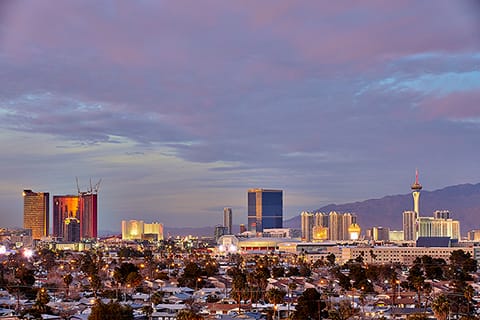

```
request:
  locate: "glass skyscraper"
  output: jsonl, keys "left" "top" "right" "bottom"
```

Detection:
{"left": 53, "top": 195, "right": 79, "bottom": 239}
{"left": 53, "top": 192, "right": 97, "bottom": 240}
{"left": 247, "top": 189, "right": 283, "bottom": 233}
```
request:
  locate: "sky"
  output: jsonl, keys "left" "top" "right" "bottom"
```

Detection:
{"left": 1, "top": 1, "right": 480, "bottom": 232}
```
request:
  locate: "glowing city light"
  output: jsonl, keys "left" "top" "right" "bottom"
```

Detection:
{"left": 23, "top": 248, "right": 34, "bottom": 258}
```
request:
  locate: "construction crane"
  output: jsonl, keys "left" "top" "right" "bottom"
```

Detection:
{"left": 75, "top": 177, "right": 102, "bottom": 194}
{"left": 76, "top": 177, "right": 81, "bottom": 195}
{"left": 93, "top": 178, "right": 102, "bottom": 193}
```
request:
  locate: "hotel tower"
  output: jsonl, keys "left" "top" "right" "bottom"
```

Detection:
{"left": 23, "top": 189, "right": 49, "bottom": 240}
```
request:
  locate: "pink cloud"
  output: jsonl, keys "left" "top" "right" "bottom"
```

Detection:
{"left": 2, "top": 1, "right": 478, "bottom": 70}
{"left": 418, "top": 90, "right": 480, "bottom": 120}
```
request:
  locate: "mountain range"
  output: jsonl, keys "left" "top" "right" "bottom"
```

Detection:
{"left": 284, "top": 182, "right": 480, "bottom": 234}
{"left": 100, "top": 183, "right": 480, "bottom": 237}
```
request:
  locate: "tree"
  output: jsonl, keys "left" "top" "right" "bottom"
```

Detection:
{"left": 464, "top": 284, "right": 475, "bottom": 315}
{"left": 246, "top": 271, "right": 260, "bottom": 303}
{"left": 431, "top": 294, "right": 449, "bottom": 320}
{"left": 151, "top": 291, "right": 164, "bottom": 305}
{"left": 445, "top": 250, "right": 477, "bottom": 317}
{"left": 328, "top": 300, "right": 357, "bottom": 320}
{"left": 420, "top": 255, "right": 445, "bottom": 280}
{"left": 33, "top": 288, "right": 51, "bottom": 314}
{"left": 326, "top": 253, "right": 336, "bottom": 266}
{"left": 141, "top": 305, "right": 153, "bottom": 320}
{"left": 348, "top": 263, "right": 374, "bottom": 293}
{"left": 178, "top": 262, "right": 203, "bottom": 289}
{"left": 329, "top": 266, "right": 351, "bottom": 292}
{"left": 266, "top": 288, "right": 286, "bottom": 305}
{"left": 38, "top": 248, "right": 57, "bottom": 271}
{"left": 299, "top": 262, "right": 312, "bottom": 277}
{"left": 369, "top": 249, "right": 377, "bottom": 264}
{"left": 230, "top": 269, "right": 248, "bottom": 307}
{"left": 89, "top": 274, "right": 102, "bottom": 298}
{"left": 286, "top": 266, "right": 300, "bottom": 277}
{"left": 114, "top": 263, "right": 140, "bottom": 285}
{"left": 18, "top": 287, "right": 52, "bottom": 318}
{"left": 118, "top": 247, "right": 142, "bottom": 259}
{"left": 63, "top": 274, "right": 73, "bottom": 298}
{"left": 204, "top": 261, "right": 219, "bottom": 277}
{"left": 292, "top": 288, "right": 326, "bottom": 320}
{"left": 448, "top": 250, "right": 477, "bottom": 281}
{"left": 406, "top": 263, "right": 426, "bottom": 307}
{"left": 254, "top": 264, "right": 270, "bottom": 301}
{"left": 176, "top": 309, "right": 203, "bottom": 320}
{"left": 266, "top": 288, "right": 286, "bottom": 320}
{"left": 88, "top": 300, "right": 133, "bottom": 320}
{"left": 8, "top": 266, "right": 36, "bottom": 300}
{"left": 81, "top": 252, "right": 98, "bottom": 277}
{"left": 271, "top": 266, "right": 285, "bottom": 278}
{"left": 143, "top": 249, "right": 153, "bottom": 262}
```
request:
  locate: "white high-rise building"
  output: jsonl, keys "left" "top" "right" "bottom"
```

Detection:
{"left": 403, "top": 210, "right": 417, "bottom": 241}
{"left": 144, "top": 222, "right": 164, "bottom": 241}
{"left": 301, "top": 211, "right": 314, "bottom": 242}
{"left": 315, "top": 212, "right": 329, "bottom": 227}
{"left": 122, "top": 220, "right": 164, "bottom": 241}
{"left": 224, "top": 207, "right": 233, "bottom": 234}
{"left": 122, "top": 220, "right": 144, "bottom": 240}
{"left": 328, "top": 211, "right": 356, "bottom": 241}
{"left": 417, "top": 215, "right": 460, "bottom": 240}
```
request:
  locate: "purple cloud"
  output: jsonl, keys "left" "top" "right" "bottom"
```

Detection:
{"left": 0, "top": 1, "right": 479, "bottom": 230}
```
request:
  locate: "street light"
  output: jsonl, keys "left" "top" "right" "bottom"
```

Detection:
{"left": 396, "top": 280, "right": 401, "bottom": 300}
{"left": 195, "top": 277, "right": 202, "bottom": 291}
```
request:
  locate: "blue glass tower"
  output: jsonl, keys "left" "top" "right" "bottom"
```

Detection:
{"left": 247, "top": 189, "right": 283, "bottom": 233}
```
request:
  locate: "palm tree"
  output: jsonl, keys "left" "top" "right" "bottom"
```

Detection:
{"left": 151, "top": 291, "right": 164, "bottom": 305}
{"left": 328, "top": 299, "right": 356, "bottom": 320}
{"left": 266, "top": 288, "right": 286, "bottom": 320}
{"left": 176, "top": 309, "right": 203, "bottom": 320}
{"left": 431, "top": 294, "right": 449, "bottom": 320}
{"left": 246, "top": 271, "right": 258, "bottom": 302}
{"left": 230, "top": 269, "right": 248, "bottom": 312}
{"left": 63, "top": 274, "right": 73, "bottom": 298}
{"left": 464, "top": 284, "right": 474, "bottom": 316}
{"left": 141, "top": 305, "right": 153, "bottom": 320}
{"left": 287, "top": 282, "right": 297, "bottom": 317}
{"left": 88, "top": 274, "right": 102, "bottom": 298}
{"left": 33, "top": 288, "right": 51, "bottom": 314}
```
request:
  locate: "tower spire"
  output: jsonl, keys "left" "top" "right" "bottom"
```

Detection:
{"left": 411, "top": 169, "right": 422, "bottom": 220}
{"left": 411, "top": 168, "right": 422, "bottom": 191}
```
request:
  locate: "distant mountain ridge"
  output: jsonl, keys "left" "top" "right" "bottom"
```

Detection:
{"left": 100, "top": 183, "right": 480, "bottom": 237}
{"left": 284, "top": 183, "right": 480, "bottom": 234}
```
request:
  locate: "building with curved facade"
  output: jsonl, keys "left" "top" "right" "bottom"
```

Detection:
{"left": 23, "top": 189, "right": 49, "bottom": 240}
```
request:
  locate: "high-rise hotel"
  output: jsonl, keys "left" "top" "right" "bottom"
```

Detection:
{"left": 23, "top": 190, "right": 49, "bottom": 240}
{"left": 223, "top": 207, "right": 233, "bottom": 235}
{"left": 403, "top": 170, "right": 460, "bottom": 241}
{"left": 79, "top": 192, "right": 97, "bottom": 239}
{"left": 53, "top": 195, "right": 79, "bottom": 239}
{"left": 52, "top": 192, "right": 97, "bottom": 240}
{"left": 248, "top": 189, "right": 283, "bottom": 233}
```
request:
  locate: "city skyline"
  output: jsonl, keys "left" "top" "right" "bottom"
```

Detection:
{"left": 1, "top": 2, "right": 480, "bottom": 230}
